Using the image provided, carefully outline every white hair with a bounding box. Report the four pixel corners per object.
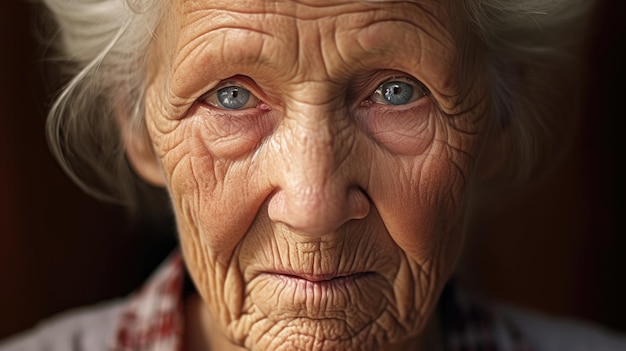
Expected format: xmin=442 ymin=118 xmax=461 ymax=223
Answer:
xmin=40 ymin=0 xmax=596 ymax=204
xmin=463 ymin=0 xmax=594 ymax=183
xmin=41 ymin=0 xmax=163 ymax=203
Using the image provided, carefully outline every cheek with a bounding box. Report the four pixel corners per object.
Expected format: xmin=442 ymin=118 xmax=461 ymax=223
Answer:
xmin=368 ymin=119 xmax=476 ymax=266
xmin=147 ymin=109 xmax=271 ymax=256
xmin=148 ymin=113 xmax=274 ymax=321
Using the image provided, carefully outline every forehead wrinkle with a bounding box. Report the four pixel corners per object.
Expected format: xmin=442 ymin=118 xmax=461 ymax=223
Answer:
xmin=403 ymin=0 xmax=455 ymax=42
xmin=176 ymin=0 xmax=456 ymax=70
xmin=344 ymin=0 xmax=457 ymax=59
xmin=180 ymin=0 xmax=451 ymax=40
xmin=292 ymin=17 xmax=334 ymax=82
xmin=289 ymin=4 xmax=454 ymax=82
xmin=165 ymin=0 xmax=464 ymax=108
xmin=175 ymin=8 xmax=273 ymax=67
xmin=184 ymin=0 xmax=387 ymax=20
xmin=169 ymin=29 xmax=276 ymax=103
xmin=174 ymin=28 xmax=273 ymax=75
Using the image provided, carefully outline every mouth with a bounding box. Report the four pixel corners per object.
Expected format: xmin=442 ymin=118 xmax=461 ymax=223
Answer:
xmin=268 ymin=271 xmax=375 ymax=289
xmin=250 ymin=270 xmax=386 ymax=319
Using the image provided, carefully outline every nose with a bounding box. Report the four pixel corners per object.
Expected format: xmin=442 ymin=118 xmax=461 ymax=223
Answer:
xmin=267 ymin=106 xmax=370 ymax=237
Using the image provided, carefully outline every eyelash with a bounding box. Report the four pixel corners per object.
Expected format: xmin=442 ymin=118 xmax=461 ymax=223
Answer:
xmin=365 ymin=76 xmax=430 ymax=107
xmin=198 ymin=75 xmax=429 ymax=111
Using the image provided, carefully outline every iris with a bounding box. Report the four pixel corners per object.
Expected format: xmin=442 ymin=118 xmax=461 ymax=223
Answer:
xmin=381 ymin=81 xmax=414 ymax=105
xmin=217 ymin=86 xmax=251 ymax=110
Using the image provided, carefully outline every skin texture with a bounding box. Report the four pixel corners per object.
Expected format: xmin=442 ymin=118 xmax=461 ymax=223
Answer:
xmin=129 ymin=0 xmax=490 ymax=349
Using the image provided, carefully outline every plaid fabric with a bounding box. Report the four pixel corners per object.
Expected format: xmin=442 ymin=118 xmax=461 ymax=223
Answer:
xmin=111 ymin=252 xmax=185 ymax=351
xmin=111 ymin=252 xmax=533 ymax=351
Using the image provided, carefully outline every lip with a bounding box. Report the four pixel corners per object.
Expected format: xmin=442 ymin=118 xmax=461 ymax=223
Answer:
xmin=268 ymin=271 xmax=374 ymax=286
xmin=251 ymin=270 xmax=384 ymax=318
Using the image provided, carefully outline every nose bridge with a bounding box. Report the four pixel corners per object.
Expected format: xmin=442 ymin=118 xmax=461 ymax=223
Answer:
xmin=284 ymin=82 xmax=348 ymax=189
xmin=290 ymin=103 xmax=336 ymax=186
xmin=284 ymin=102 xmax=344 ymax=217
xmin=268 ymin=94 xmax=369 ymax=236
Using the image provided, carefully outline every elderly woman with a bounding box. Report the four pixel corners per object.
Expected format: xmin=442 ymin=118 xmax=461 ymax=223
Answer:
xmin=2 ymin=0 xmax=624 ymax=350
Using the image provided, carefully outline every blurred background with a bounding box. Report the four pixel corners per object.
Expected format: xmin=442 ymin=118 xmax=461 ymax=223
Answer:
xmin=1 ymin=0 xmax=623 ymax=341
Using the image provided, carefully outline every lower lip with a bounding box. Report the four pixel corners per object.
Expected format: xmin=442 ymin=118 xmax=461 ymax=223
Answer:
xmin=271 ymin=272 xmax=373 ymax=291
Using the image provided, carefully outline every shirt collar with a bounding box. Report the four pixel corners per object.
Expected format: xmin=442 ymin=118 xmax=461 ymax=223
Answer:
xmin=112 ymin=251 xmax=185 ymax=351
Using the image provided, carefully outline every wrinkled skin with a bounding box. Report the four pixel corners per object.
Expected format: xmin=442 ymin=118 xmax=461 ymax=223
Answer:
xmin=132 ymin=0 xmax=489 ymax=349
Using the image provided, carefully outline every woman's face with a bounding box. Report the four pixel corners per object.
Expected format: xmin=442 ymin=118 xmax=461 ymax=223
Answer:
xmin=140 ymin=0 xmax=488 ymax=349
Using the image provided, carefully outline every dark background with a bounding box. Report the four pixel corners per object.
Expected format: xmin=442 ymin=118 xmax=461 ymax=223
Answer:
xmin=1 ymin=0 xmax=623 ymax=341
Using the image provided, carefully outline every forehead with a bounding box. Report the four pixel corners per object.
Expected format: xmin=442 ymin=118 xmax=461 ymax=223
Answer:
xmin=174 ymin=0 xmax=458 ymax=33
xmin=156 ymin=0 xmax=470 ymax=111
xmin=178 ymin=0 xmax=450 ymax=12
xmin=168 ymin=0 xmax=460 ymax=67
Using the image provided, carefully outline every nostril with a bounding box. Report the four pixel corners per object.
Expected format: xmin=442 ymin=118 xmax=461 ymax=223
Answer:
xmin=348 ymin=186 xmax=371 ymax=220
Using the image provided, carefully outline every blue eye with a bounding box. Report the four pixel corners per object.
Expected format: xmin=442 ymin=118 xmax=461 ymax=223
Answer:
xmin=370 ymin=79 xmax=429 ymax=106
xmin=203 ymin=84 xmax=260 ymax=110
xmin=217 ymin=86 xmax=251 ymax=109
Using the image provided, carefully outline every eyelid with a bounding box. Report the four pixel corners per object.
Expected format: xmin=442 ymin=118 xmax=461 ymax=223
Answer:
xmin=377 ymin=76 xmax=430 ymax=96
xmin=352 ymin=72 xmax=428 ymax=100
xmin=361 ymin=74 xmax=430 ymax=107
xmin=199 ymin=77 xmax=254 ymax=101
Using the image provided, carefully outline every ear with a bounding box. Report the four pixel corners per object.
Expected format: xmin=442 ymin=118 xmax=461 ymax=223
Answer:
xmin=116 ymin=106 xmax=166 ymax=187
